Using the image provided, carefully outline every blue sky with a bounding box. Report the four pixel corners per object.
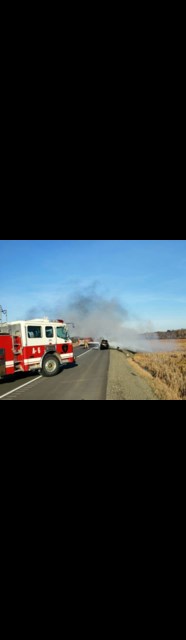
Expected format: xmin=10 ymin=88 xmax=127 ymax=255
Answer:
xmin=0 ymin=240 xmax=186 ymax=330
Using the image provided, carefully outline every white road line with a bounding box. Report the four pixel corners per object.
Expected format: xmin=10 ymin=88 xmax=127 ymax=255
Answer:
xmin=0 ymin=376 xmax=42 ymax=399
xmin=76 ymin=348 xmax=95 ymax=358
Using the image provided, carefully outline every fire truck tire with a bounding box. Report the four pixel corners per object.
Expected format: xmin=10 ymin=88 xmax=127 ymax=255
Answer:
xmin=42 ymin=355 xmax=60 ymax=377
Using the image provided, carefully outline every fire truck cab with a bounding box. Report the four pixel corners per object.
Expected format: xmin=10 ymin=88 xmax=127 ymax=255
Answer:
xmin=0 ymin=317 xmax=76 ymax=378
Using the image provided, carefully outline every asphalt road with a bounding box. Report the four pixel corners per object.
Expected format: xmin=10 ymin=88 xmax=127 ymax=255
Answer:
xmin=0 ymin=346 xmax=109 ymax=400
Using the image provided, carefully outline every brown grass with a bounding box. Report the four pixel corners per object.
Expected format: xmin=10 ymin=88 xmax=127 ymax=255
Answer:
xmin=175 ymin=339 xmax=186 ymax=351
xmin=131 ymin=348 xmax=186 ymax=400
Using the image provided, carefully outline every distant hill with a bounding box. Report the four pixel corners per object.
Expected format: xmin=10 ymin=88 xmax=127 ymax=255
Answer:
xmin=143 ymin=329 xmax=186 ymax=340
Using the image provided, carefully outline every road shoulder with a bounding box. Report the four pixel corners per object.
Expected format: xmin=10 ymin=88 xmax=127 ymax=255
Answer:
xmin=106 ymin=350 xmax=158 ymax=400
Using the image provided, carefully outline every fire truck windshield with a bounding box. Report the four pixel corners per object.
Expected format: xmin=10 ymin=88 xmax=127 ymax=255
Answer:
xmin=57 ymin=326 xmax=70 ymax=340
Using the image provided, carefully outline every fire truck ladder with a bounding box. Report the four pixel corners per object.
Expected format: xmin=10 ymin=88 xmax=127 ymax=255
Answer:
xmin=13 ymin=336 xmax=24 ymax=371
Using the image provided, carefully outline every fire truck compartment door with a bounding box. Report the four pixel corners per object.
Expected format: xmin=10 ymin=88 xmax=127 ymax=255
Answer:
xmin=0 ymin=348 xmax=6 ymax=376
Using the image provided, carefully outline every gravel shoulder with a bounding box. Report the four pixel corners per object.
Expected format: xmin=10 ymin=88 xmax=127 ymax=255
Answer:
xmin=106 ymin=350 xmax=158 ymax=400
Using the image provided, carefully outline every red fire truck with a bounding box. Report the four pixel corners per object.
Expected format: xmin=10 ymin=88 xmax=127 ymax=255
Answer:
xmin=0 ymin=317 xmax=76 ymax=378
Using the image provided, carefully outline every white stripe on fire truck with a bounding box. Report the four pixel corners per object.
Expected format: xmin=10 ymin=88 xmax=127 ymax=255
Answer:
xmin=24 ymin=354 xmax=72 ymax=365
xmin=24 ymin=358 xmax=41 ymax=364
xmin=5 ymin=361 xmax=14 ymax=367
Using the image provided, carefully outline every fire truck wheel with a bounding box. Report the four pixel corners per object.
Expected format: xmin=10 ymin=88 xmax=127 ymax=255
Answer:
xmin=42 ymin=355 xmax=60 ymax=377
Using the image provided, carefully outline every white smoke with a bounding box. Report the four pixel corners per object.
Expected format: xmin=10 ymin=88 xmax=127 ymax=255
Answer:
xmin=58 ymin=287 xmax=159 ymax=352
xmin=25 ymin=285 xmax=177 ymax=353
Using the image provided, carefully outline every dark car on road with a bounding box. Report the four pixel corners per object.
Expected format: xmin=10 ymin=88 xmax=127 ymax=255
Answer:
xmin=100 ymin=339 xmax=109 ymax=350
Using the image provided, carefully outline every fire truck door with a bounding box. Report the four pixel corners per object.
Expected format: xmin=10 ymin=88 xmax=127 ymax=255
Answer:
xmin=26 ymin=325 xmax=43 ymax=356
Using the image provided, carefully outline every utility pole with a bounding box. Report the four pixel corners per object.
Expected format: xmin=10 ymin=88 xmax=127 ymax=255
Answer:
xmin=0 ymin=305 xmax=7 ymax=323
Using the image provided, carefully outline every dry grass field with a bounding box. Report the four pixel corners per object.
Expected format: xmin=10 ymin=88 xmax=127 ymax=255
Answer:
xmin=130 ymin=340 xmax=186 ymax=400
